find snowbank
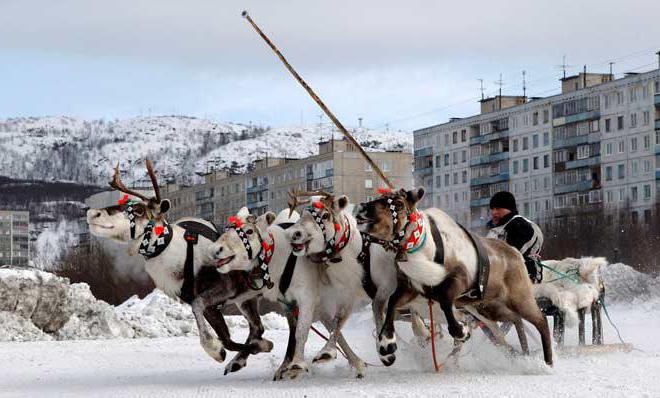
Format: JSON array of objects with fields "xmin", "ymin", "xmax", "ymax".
[
  {"xmin": 601, "ymin": 262, "xmax": 660, "ymax": 304},
  {"xmin": 0, "ymin": 268, "xmax": 287, "ymax": 342}
]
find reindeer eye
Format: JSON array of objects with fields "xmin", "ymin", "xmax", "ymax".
[{"xmin": 321, "ymin": 213, "xmax": 330, "ymax": 221}]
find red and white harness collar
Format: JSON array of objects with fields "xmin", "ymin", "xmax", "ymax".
[
  {"xmin": 333, "ymin": 216, "xmax": 351, "ymax": 252},
  {"xmin": 404, "ymin": 211, "xmax": 426, "ymax": 253}
]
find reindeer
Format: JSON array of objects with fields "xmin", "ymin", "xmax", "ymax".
[
  {"xmin": 86, "ymin": 160, "xmax": 272, "ymax": 374},
  {"xmin": 354, "ymin": 188, "xmax": 554, "ymax": 367},
  {"xmin": 210, "ymin": 206, "xmax": 370, "ymax": 379}
]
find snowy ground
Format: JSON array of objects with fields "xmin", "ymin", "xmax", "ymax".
[{"xmin": 2, "ymin": 301, "xmax": 659, "ymax": 398}]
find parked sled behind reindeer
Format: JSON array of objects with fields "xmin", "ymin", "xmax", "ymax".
[
  {"xmin": 86, "ymin": 160, "xmax": 272, "ymax": 374},
  {"xmin": 354, "ymin": 187, "xmax": 554, "ymax": 368}
]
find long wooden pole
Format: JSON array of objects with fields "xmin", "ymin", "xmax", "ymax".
[{"xmin": 241, "ymin": 11, "xmax": 394, "ymax": 190}]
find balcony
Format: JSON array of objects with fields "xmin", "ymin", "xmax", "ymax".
[
  {"xmin": 565, "ymin": 156, "xmax": 600, "ymax": 170},
  {"xmin": 469, "ymin": 129, "xmax": 510, "ymax": 146},
  {"xmin": 552, "ymin": 110, "xmax": 600, "ymax": 127},
  {"xmin": 470, "ymin": 173, "xmax": 510, "ymax": 187},
  {"xmin": 413, "ymin": 166, "xmax": 433, "ymax": 176},
  {"xmin": 246, "ymin": 185, "xmax": 268, "ymax": 194},
  {"xmin": 554, "ymin": 180, "xmax": 594, "ymax": 194},
  {"xmin": 553, "ymin": 134, "xmax": 589, "ymax": 149},
  {"xmin": 470, "ymin": 197, "xmax": 491, "ymax": 208},
  {"xmin": 469, "ymin": 151, "xmax": 510, "ymax": 166},
  {"xmin": 655, "ymin": 94, "xmax": 660, "ymax": 107},
  {"xmin": 414, "ymin": 147, "xmax": 433, "ymax": 158}
]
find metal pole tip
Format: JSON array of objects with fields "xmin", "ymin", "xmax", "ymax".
[{"xmin": 241, "ymin": 10, "xmax": 249, "ymax": 18}]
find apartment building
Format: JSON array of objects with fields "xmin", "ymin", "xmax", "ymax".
[
  {"xmin": 0, "ymin": 210, "xmax": 30, "ymax": 266},
  {"xmin": 414, "ymin": 63, "xmax": 660, "ymax": 229},
  {"xmin": 165, "ymin": 139, "xmax": 413, "ymax": 228}
]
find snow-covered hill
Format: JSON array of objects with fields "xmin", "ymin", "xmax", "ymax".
[{"xmin": 0, "ymin": 116, "xmax": 412, "ymax": 186}]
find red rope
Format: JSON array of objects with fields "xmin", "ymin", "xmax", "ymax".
[{"xmin": 428, "ymin": 300, "xmax": 442, "ymax": 372}]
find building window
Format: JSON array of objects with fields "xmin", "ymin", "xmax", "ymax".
[
  {"xmin": 533, "ymin": 156, "xmax": 539, "ymax": 170},
  {"xmin": 533, "ymin": 112, "xmax": 539, "ymax": 126},
  {"xmin": 513, "ymin": 160, "xmax": 519, "ymax": 174},
  {"xmin": 631, "ymin": 186, "xmax": 638, "ymax": 202},
  {"xmin": 606, "ymin": 190, "xmax": 613, "ymax": 202},
  {"xmin": 444, "ymin": 154, "xmax": 450, "ymax": 166},
  {"xmin": 462, "ymin": 170, "xmax": 467, "ymax": 184},
  {"xmin": 644, "ymin": 209, "xmax": 652, "ymax": 224},
  {"xmin": 644, "ymin": 159, "xmax": 652, "ymax": 173},
  {"xmin": 435, "ymin": 155, "xmax": 442, "ymax": 168},
  {"xmin": 435, "ymin": 176, "xmax": 442, "ymax": 188},
  {"xmin": 453, "ymin": 172, "xmax": 458, "ymax": 185},
  {"xmin": 453, "ymin": 131, "xmax": 458, "ymax": 144},
  {"xmin": 605, "ymin": 166, "xmax": 613, "ymax": 181},
  {"xmin": 577, "ymin": 145, "xmax": 590, "ymax": 159},
  {"xmin": 543, "ymin": 109, "xmax": 549, "ymax": 124},
  {"xmin": 461, "ymin": 130, "xmax": 467, "ymax": 142},
  {"xmin": 632, "ymin": 160, "xmax": 639, "ymax": 176},
  {"xmin": 543, "ymin": 154, "xmax": 550, "ymax": 168},
  {"xmin": 365, "ymin": 179, "xmax": 373, "ymax": 189},
  {"xmin": 364, "ymin": 162, "xmax": 372, "ymax": 172},
  {"xmin": 617, "ymin": 164, "xmax": 625, "ymax": 179},
  {"xmin": 644, "ymin": 135, "xmax": 651, "ymax": 150},
  {"xmin": 444, "ymin": 174, "xmax": 450, "ymax": 186},
  {"xmin": 522, "ymin": 137, "xmax": 529, "ymax": 150},
  {"xmin": 617, "ymin": 116, "xmax": 624, "ymax": 130},
  {"xmin": 605, "ymin": 118, "xmax": 611, "ymax": 132},
  {"xmin": 461, "ymin": 150, "xmax": 467, "ymax": 163},
  {"xmin": 543, "ymin": 132, "xmax": 549, "ymax": 146},
  {"xmin": 513, "ymin": 139, "xmax": 519, "ymax": 152},
  {"xmin": 618, "ymin": 140, "xmax": 625, "ymax": 153},
  {"xmin": 643, "ymin": 111, "xmax": 650, "ymax": 126},
  {"xmin": 532, "ymin": 134, "xmax": 539, "ymax": 148},
  {"xmin": 522, "ymin": 159, "xmax": 529, "ymax": 173},
  {"xmin": 382, "ymin": 161, "xmax": 390, "ymax": 172},
  {"xmin": 644, "ymin": 184, "xmax": 651, "ymax": 200},
  {"xmin": 605, "ymin": 142, "xmax": 613, "ymax": 156},
  {"xmin": 630, "ymin": 113, "xmax": 637, "ymax": 128},
  {"xmin": 631, "ymin": 137, "xmax": 638, "ymax": 152}
]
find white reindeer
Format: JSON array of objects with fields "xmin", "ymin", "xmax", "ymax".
[
  {"xmin": 86, "ymin": 160, "xmax": 272, "ymax": 373},
  {"xmin": 210, "ymin": 206, "xmax": 369, "ymax": 379}
]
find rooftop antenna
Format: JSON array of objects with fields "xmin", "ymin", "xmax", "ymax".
[
  {"xmin": 494, "ymin": 74, "xmax": 504, "ymax": 109},
  {"xmin": 609, "ymin": 62, "xmax": 615, "ymax": 78},
  {"xmin": 555, "ymin": 54, "xmax": 575, "ymax": 79},
  {"xmin": 358, "ymin": 117, "xmax": 363, "ymax": 128},
  {"xmin": 478, "ymin": 79, "xmax": 485, "ymax": 101},
  {"xmin": 522, "ymin": 70, "xmax": 527, "ymax": 98}
]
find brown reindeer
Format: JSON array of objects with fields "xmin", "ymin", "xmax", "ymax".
[{"xmin": 354, "ymin": 188, "xmax": 553, "ymax": 367}]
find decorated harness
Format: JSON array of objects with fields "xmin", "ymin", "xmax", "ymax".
[
  {"xmin": 307, "ymin": 201, "xmax": 351, "ymax": 263},
  {"xmin": 224, "ymin": 216, "xmax": 275, "ymax": 290}
]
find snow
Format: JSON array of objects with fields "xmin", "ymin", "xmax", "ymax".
[
  {"xmin": 1, "ymin": 262, "xmax": 659, "ymax": 396},
  {"xmin": 0, "ymin": 301, "xmax": 659, "ymax": 397},
  {"xmin": 0, "ymin": 116, "xmax": 412, "ymax": 186}
]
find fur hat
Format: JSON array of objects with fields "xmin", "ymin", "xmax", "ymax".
[{"xmin": 490, "ymin": 191, "xmax": 517, "ymax": 212}]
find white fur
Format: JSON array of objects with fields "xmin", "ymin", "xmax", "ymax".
[{"xmin": 533, "ymin": 257, "xmax": 607, "ymax": 326}]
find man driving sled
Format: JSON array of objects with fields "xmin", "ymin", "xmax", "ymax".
[{"xmin": 486, "ymin": 191, "xmax": 544, "ymax": 283}]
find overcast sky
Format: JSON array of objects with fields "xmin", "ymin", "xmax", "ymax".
[{"xmin": 1, "ymin": 0, "xmax": 659, "ymax": 131}]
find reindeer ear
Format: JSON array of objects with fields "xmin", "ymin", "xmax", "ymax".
[
  {"xmin": 336, "ymin": 195, "xmax": 349, "ymax": 211},
  {"xmin": 246, "ymin": 214, "xmax": 257, "ymax": 224},
  {"xmin": 159, "ymin": 199, "xmax": 171, "ymax": 214},
  {"xmin": 264, "ymin": 212, "xmax": 276, "ymax": 226},
  {"xmin": 405, "ymin": 188, "xmax": 425, "ymax": 205}
]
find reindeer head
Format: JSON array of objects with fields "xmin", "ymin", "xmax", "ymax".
[
  {"xmin": 212, "ymin": 207, "xmax": 276, "ymax": 273},
  {"xmin": 354, "ymin": 187, "xmax": 425, "ymax": 241},
  {"xmin": 286, "ymin": 190, "xmax": 349, "ymax": 257},
  {"xmin": 86, "ymin": 159, "xmax": 170, "ymax": 244}
]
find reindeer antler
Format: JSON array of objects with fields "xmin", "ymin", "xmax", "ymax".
[
  {"xmin": 108, "ymin": 163, "xmax": 151, "ymax": 202},
  {"xmin": 287, "ymin": 190, "xmax": 336, "ymax": 216},
  {"xmin": 145, "ymin": 158, "xmax": 161, "ymax": 203}
]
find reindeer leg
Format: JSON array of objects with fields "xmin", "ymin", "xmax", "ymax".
[
  {"xmin": 514, "ymin": 319, "xmax": 529, "ymax": 354},
  {"xmin": 224, "ymin": 298, "xmax": 273, "ymax": 375},
  {"xmin": 281, "ymin": 300, "xmax": 315, "ymax": 380},
  {"xmin": 378, "ymin": 283, "xmax": 411, "ymax": 366},
  {"xmin": 191, "ymin": 296, "xmax": 228, "ymax": 363},
  {"xmin": 510, "ymin": 298, "xmax": 553, "ymax": 366},
  {"xmin": 274, "ymin": 309, "xmax": 298, "ymax": 381},
  {"xmin": 313, "ymin": 312, "xmax": 340, "ymax": 363},
  {"xmin": 433, "ymin": 274, "xmax": 471, "ymax": 342},
  {"xmin": 335, "ymin": 328, "xmax": 368, "ymax": 379}
]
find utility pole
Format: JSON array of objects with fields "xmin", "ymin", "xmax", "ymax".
[
  {"xmin": 478, "ymin": 79, "xmax": 485, "ymax": 101},
  {"xmin": 609, "ymin": 62, "xmax": 614, "ymax": 79},
  {"xmin": 522, "ymin": 70, "xmax": 527, "ymax": 98}
]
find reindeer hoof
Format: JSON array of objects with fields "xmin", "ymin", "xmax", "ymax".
[
  {"xmin": 224, "ymin": 355, "xmax": 247, "ymax": 375},
  {"xmin": 313, "ymin": 350, "xmax": 337, "ymax": 363},
  {"xmin": 282, "ymin": 362, "xmax": 308, "ymax": 380},
  {"xmin": 219, "ymin": 348, "xmax": 227, "ymax": 361},
  {"xmin": 379, "ymin": 353, "xmax": 396, "ymax": 366},
  {"xmin": 378, "ymin": 341, "xmax": 397, "ymax": 356}
]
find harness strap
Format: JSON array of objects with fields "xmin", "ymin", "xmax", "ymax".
[
  {"xmin": 180, "ymin": 230, "xmax": 198, "ymax": 304},
  {"xmin": 357, "ymin": 233, "xmax": 377, "ymax": 299},
  {"xmin": 176, "ymin": 220, "xmax": 220, "ymax": 242},
  {"xmin": 427, "ymin": 217, "xmax": 445, "ymax": 265},
  {"xmin": 278, "ymin": 253, "xmax": 298, "ymax": 296},
  {"xmin": 457, "ymin": 223, "xmax": 490, "ymax": 300}
]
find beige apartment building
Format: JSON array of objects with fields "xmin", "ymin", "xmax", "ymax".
[{"xmin": 165, "ymin": 139, "xmax": 413, "ymax": 228}]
